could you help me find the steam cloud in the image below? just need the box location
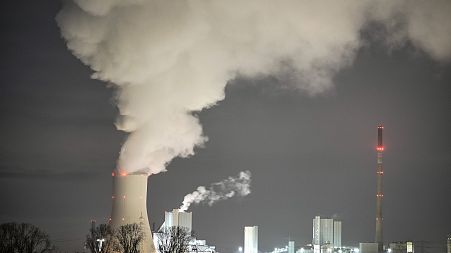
[56,0,451,174]
[179,170,251,212]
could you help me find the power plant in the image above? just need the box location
[110,171,156,253]
[244,226,259,253]
[312,216,342,253]
[375,125,384,253]
[153,209,217,253]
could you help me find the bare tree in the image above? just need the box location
[157,226,192,253]
[86,223,115,253]
[0,222,53,253]
[115,223,144,253]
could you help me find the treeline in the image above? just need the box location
[1,222,191,253]
[0,222,145,253]
[0,222,53,253]
[86,223,144,253]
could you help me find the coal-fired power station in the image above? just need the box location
[375,125,384,253]
[111,171,157,253]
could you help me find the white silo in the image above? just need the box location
[110,171,156,253]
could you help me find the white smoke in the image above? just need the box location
[179,170,251,212]
[56,0,451,174]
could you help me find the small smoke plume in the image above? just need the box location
[56,0,451,175]
[179,170,251,212]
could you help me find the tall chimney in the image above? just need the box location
[375,125,384,253]
[110,171,156,253]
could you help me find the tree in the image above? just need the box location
[0,222,53,253]
[115,223,144,253]
[156,226,193,253]
[86,223,115,253]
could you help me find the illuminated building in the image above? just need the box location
[245,226,258,253]
[289,241,295,253]
[164,209,192,233]
[313,216,342,253]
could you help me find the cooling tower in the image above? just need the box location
[111,172,156,253]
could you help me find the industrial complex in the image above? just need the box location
[104,125,449,253]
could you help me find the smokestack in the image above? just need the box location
[375,125,384,253]
[110,172,156,253]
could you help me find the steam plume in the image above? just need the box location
[179,170,251,212]
[56,0,451,174]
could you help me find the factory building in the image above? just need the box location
[245,226,259,253]
[359,243,378,253]
[154,209,215,253]
[313,216,342,253]
[164,209,192,233]
[296,245,314,253]
[333,221,342,248]
[388,242,414,253]
[289,241,295,253]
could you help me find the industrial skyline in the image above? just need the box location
[1,1,451,253]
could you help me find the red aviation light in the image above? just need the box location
[117,168,128,176]
[113,169,128,176]
[376,146,384,151]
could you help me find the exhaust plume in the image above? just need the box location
[179,170,251,212]
[56,0,451,175]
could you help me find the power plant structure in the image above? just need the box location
[110,171,156,253]
[244,226,259,253]
[153,209,216,253]
[375,125,384,253]
[164,209,193,233]
[312,216,342,253]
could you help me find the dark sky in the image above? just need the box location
[1,1,450,253]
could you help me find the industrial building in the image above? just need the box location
[154,209,216,253]
[245,226,259,253]
[333,221,342,248]
[296,245,314,253]
[388,242,414,253]
[164,209,192,233]
[360,243,378,253]
[312,216,342,253]
[289,241,295,253]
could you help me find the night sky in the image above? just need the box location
[1,1,450,253]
